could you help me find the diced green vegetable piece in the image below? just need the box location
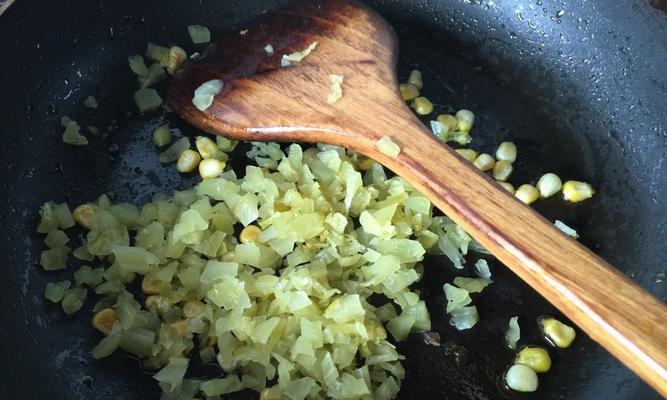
[453,277,492,293]
[82,95,98,109]
[187,25,211,44]
[145,42,170,67]
[324,294,365,323]
[134,88,162,113]
[152,124,172,147]
[74,265,105,288]
[39,246,69,270]
[37,202,58,233]
[61,287,87,315]
[216,136,238,152]
[53,202,76,229]
[505,316,520,349]
[200,376,243,396]
[128,54,149,76]
[44,229,69,248]
[159,137,190,164]
[87,211,129,256]
[139,63,166,88]
[112,245,159,274]
[153,357,189,392]
[119,327,155,357]
[475,259,491,279]
[449,306,479,330]
[73,243,95,261]
[110,203,141,229]
[91,333,122,359]
[62,120,88,145]
[443,283,471,313]
[44,280,71,303]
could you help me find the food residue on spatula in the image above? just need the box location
[192,79,224,111]
[281,41,318,66]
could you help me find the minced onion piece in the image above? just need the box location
[83,95,99,109]
[62,120,88,145]
[449,306,479,330]
[187,25,211,44]
[453,277,492,293]
[134,88,162,113]
[475,259,491,279]
[145,43,170,67]
[283,41,318,63]
[45,280,72,303]
[377,136,401,158]
[128,54,149,76]
[264,44,274,54]
[554,220,579,238]
[505,316,521,349]
[192,79,224,111]
[36,141,454,398]
[139,63,166,88]
[159,137,190,164]
[443,283,471,313]
[327,74,344,104]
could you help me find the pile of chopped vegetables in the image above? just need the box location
[40,137,489,399]
[42,25,594,399]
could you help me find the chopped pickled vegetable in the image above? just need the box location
[40,246,69,270]
[453,276,492,293]
[377,136,400,158]
[408,70,423,89]
[449,306,479,330]
[159,137,190,164]
[187,25,211,44]
[152,124,172,147]
[283,41,318,64]
[475,259,491,279]
[45,280,72,303]
[134,88,162,113]
[327,73,344,104]
[61,287,87,315]
[139,63,166,88]
[192,79,223,111]
[62,120,88,145]
[443,283,471,313]
[505,316,520,349]
[83,95,98,109]
[145,43,170,66]
[554,220,579,238]
[128,54,149,76]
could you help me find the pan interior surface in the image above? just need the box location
[0,0,664,399]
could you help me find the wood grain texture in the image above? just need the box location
[168,0,667,394]
[0,0,16,16]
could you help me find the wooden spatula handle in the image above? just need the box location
[373,118,667,395]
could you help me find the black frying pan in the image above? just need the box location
[0,0,665,399]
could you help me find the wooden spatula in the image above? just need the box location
[167,0,667,394]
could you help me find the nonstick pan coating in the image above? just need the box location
[0,0,664,399]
